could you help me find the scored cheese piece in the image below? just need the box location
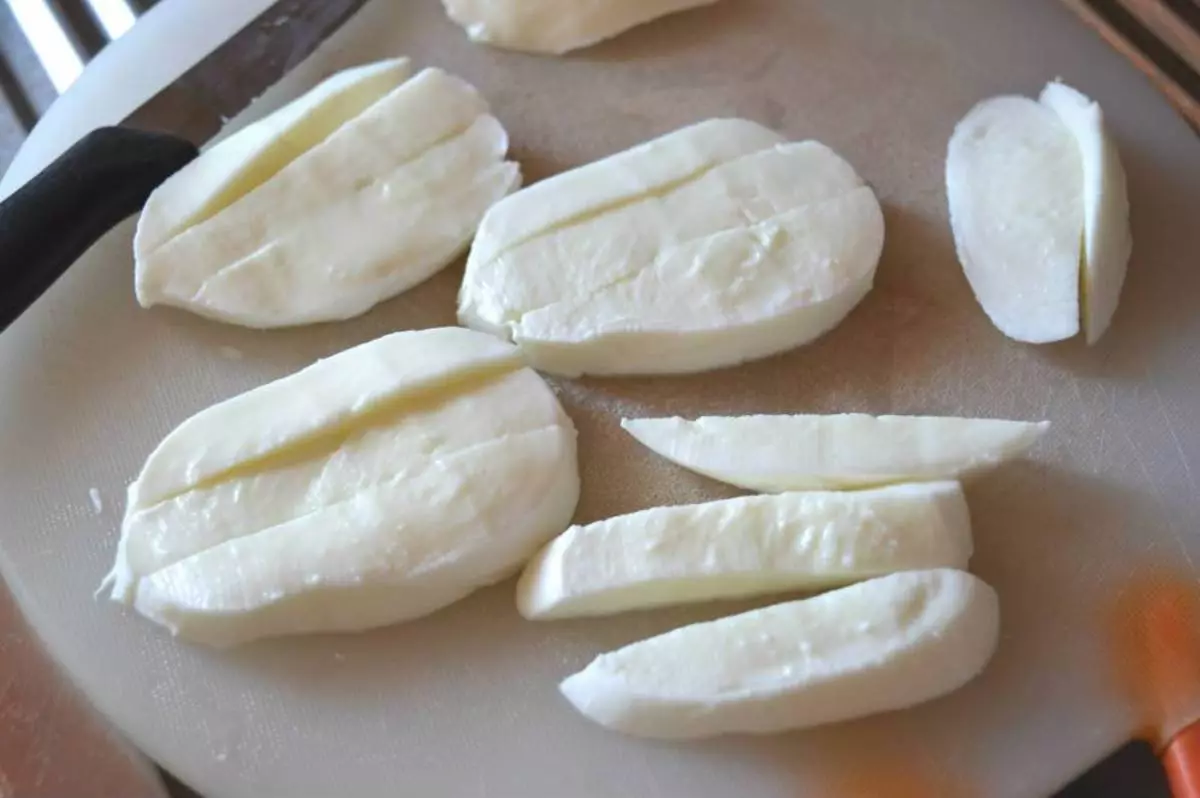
[107,328,579,647]
[559,569,1000,738]
[136,61,519,328]
[136,57,415,253]
[946,95,1084,343]
[458,119,884,376]
[440,0,719,55]
[1039,81,1132,345]
[621,413,1049,492]
[517,481,972,620]
[128,326,521,510]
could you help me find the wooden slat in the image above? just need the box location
[46,0,109,59]
[0,0,61,117]
[1062,0,1200,131]
[1119,0,1200,73]
[0,49,37,131]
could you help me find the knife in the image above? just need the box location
[0,0,372,332]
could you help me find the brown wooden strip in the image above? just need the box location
[1118,0,1200,73]
[1062,0,1200,131]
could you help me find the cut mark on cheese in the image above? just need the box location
[467,118,784,265]
[136,64,518,328]
[132,361,520,511]
[131,329,523,508]
[153,58,414,247]
[145,422,564,562]
[482,156,736,270]
[143,67,489,262]
[128,418,578,646]
[110,330,580,625]
[515,189,877,330]
[467,136,870,338]
[184,115,509,305]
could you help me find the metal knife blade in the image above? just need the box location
[123,0,373,143]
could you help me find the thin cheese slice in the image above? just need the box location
[1039,81,1132,345]
[517,482,972,619]
[622,413,1049,491]
[441,0,719,55]
[560,569,1000,738]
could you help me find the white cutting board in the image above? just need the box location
[2,1,1199,796]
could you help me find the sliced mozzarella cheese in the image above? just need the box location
[107,328,579,646]
[128,326,521,511]
[621,413,1049,492]
[137,57,414,253]
[459,119,884,376]
[136,62,519,328]
[1039,81,1132,344]
[517,482,971,619]
[440,0,718,55]
[946,95,1084,343]
[465,118,784,274]
[559,569,999,738]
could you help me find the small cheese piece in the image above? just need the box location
[459,119,884,376]
[440,0,718,55]
[107,328,579,647]
[517,482,971,619]
[1039,81,1132,344]
[136,61,519,328]
[559,569,1000,738]
[621,413,1049,492]
[946,95,1083,343]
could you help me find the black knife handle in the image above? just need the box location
[0,126,198,332]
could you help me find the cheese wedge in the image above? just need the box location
[136,60,519,328]
[621,413,1049,492]
[559,569,999,738]
[1039,81,1132,345]
[107,328,579,647]
[441,0,718,55]
[517,482,971,619]
[459,119,884,376]
[946,95,1083,343]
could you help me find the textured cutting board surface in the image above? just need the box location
[2,1,1199,796]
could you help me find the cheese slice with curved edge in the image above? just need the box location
[458,119,884,376]
[440,0,718,55]
[136,58,414,253]
[136,61,519,328]
[1039,81,1132,345]
[621,413,1049,492]
[106,328,580,647]
[517,481,971,620]
[946,95,1083,343]
[559,569,999,738]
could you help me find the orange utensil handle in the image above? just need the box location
[1165,721,1200,798]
